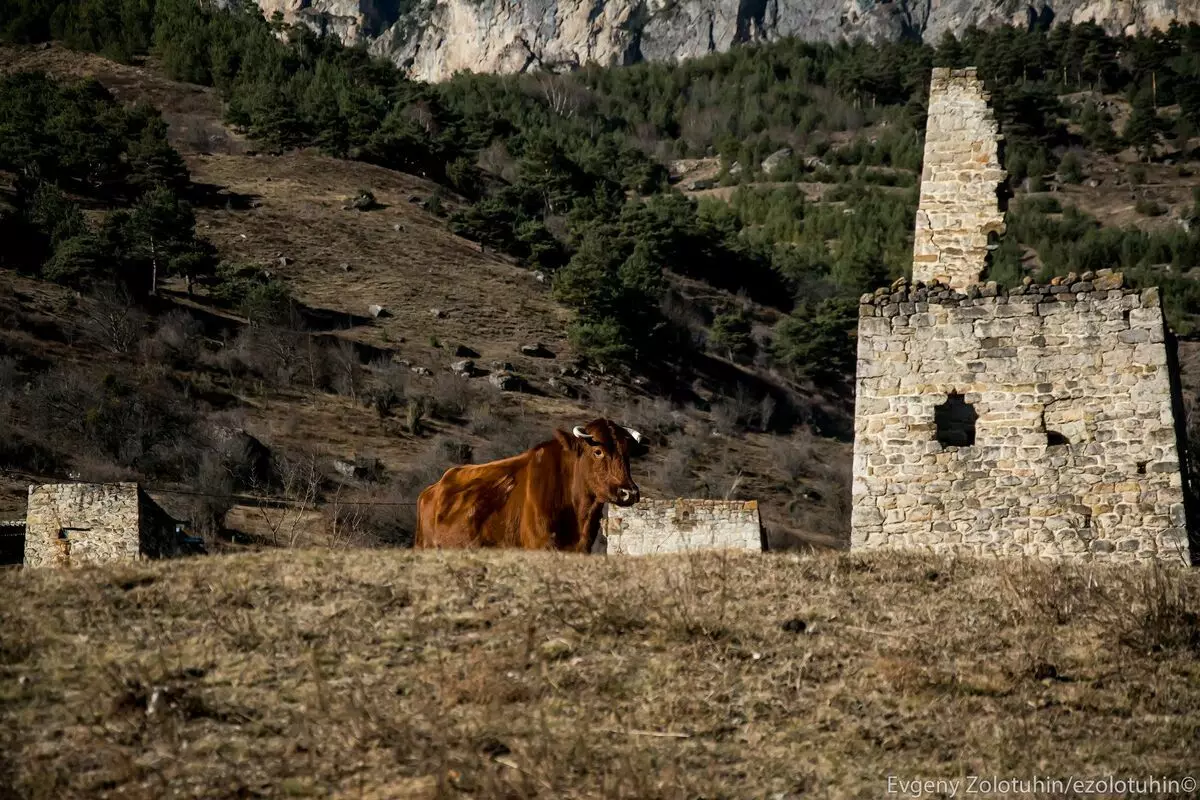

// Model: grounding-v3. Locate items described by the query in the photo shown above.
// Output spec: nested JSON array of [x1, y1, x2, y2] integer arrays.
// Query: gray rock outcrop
[[234, 2, 1200, 83]]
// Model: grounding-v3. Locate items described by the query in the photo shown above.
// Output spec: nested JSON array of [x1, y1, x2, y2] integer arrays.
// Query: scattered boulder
[[803, 156, 829, 171], [489, 371, 522, 391], [341, 263, 352, 273], [368, 304, 389, 319], [346, 189, 379, 211], [547, 376, 578, 398], [450, 359, 475, 377], [208, 426, 271, 487], [533, 271, 547, 284], [430, 308, 445, 319], [332, 457, 380, 481], [761, 148, 792, 177], [277, 256, 292, 267], [728, 161, 743, 177], [410, 366, 432, 376], [454, 344, 480, 358], [393, 223, 404, 232], [520, 343, 555, 358], [490, 360, 516, 372], [686, 178, 715, 191]]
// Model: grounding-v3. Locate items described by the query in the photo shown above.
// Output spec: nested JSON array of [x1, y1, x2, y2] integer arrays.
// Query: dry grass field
[[1, 549, 1198, 798]]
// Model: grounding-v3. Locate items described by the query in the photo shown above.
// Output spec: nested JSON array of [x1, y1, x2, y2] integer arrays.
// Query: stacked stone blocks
[[24, 483, 183, 568], [912, 67, 1007, 291], [602, 499, 763, 555], [852, 273, 1190, 562]]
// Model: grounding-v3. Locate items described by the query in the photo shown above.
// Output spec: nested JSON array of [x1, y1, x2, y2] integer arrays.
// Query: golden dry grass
[[2, 549, 1198, 798]]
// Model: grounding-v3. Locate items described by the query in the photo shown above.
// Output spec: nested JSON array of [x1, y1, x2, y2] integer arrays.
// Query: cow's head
[[566, 418, 645, 507]]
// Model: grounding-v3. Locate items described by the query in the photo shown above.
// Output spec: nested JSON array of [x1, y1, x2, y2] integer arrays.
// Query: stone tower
[[850, 68, 1193, 563], [912, 68, 1007, 290]]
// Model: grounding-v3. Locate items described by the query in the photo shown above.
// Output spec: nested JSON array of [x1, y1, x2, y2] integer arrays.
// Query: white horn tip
[[624, 427, 644, 443], [573, 426, 589, 439]]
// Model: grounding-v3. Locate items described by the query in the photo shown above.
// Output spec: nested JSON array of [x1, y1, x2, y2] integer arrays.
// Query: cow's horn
[[573, 426, 593, 441], [623, 427, 644, 444]]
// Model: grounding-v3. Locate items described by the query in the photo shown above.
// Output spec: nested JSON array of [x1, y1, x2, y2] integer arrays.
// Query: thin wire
[[1, 470, 419, 508]]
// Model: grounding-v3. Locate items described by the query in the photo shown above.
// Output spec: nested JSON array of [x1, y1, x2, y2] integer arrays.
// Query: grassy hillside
[[0, 42, 852, 551], [1, 549, 1198, 797], [4, 8, 1200, 553]]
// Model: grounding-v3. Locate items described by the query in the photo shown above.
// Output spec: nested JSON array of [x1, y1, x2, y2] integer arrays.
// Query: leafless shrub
[[323, 339, 362, 398], [656, 430, 707, 498], [80, 286, 148, 354], [768, 430, 818, 483], [405, 397, 426, 436], [249, 452, 324, 548], [184, 450, 236, 549], [628, 397, 683, 443], [432, 436, 473, 466], [473, 413, 548, 463], [661, 290, 707, 349], [428, 373, 471, 420], [140, 309, 203, 367], [468, 402, 502, 436], [222, 326, 305, 387], [365, 360, 409, 418], [1118, 566, 1200, 654], [477, 140, 519, 183]]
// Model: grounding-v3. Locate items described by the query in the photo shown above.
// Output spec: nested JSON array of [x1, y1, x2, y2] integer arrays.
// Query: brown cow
[[414, 418, 645, 551]]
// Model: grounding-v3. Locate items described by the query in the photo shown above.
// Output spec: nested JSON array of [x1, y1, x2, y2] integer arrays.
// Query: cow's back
[[414, 459, 525, 549]]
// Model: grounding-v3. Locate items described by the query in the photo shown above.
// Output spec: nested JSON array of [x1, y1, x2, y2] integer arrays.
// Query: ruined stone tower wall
[[852, 276, 1190, 562], [851, 65, 1191, 563], [912, 67, 1007, 290]]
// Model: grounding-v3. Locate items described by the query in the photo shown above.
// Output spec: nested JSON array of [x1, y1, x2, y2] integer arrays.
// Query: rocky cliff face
[[235, 1, 1200, 83]]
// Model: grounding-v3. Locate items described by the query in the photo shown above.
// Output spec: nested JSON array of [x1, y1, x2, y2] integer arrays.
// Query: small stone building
[[599, 499, 764, 555], [23, 483, 193, 568]]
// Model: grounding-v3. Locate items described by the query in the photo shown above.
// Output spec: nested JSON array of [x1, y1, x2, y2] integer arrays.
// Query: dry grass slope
[[1, 550, 1198, 798]]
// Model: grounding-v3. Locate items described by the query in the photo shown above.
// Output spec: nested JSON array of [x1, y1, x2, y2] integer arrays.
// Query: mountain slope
[[240, 1, 1200, 81]]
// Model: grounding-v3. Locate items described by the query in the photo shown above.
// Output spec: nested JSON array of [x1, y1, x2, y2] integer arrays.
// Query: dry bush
[[80, 286, 149, 354], [768, 429, 818, 483], [428, 373, 471, 420], [473, 413, 549, 463], [467, 402, 503, 436], [626, 396, 684, 443], [184, 450, 236, 548], [365, 360, 409, 418], [1118, 566, 1200, 654], [140, 309, 203, 368], [220, 326, 304, 387], [14, 365, 202, 481], [248, 452, 325, 548], [321, 338, 363, 398], [694, 448, 746, 500], [656, 429, 707, 498]]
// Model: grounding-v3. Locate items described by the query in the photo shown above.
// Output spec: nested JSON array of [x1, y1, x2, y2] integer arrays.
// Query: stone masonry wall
[[24, 483, 141, 568], [912, 67, 1007, 290], [601, 499, 763, 555], [851, 273, 1191, 563]]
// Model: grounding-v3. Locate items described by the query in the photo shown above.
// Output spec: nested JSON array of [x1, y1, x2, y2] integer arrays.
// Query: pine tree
[[1124, 90, 1163, 161]]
